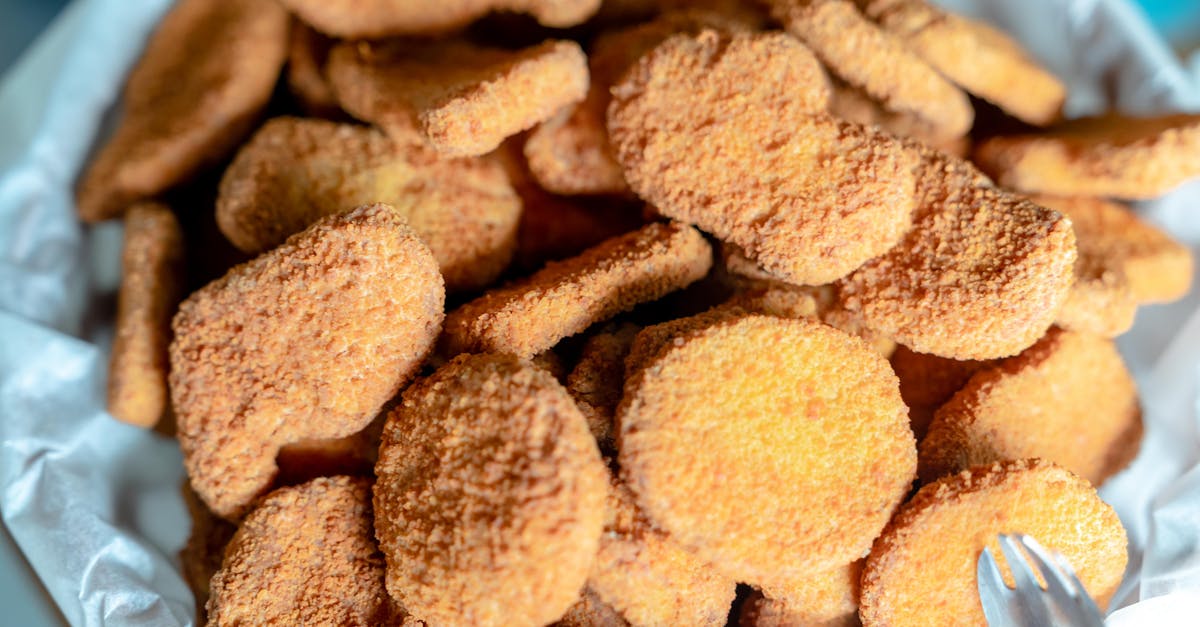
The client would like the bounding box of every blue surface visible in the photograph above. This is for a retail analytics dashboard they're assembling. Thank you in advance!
[0,0,70,75]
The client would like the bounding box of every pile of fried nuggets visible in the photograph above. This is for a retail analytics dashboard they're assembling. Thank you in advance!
[86,0,1197,625]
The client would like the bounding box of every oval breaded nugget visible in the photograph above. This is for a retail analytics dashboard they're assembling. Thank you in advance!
[107,202,184,428]
[767,0,972,142]
[860,459,1128,625]
[76,0,288,222]
[207,477,398,626]
[618,314,917,582]
[374,353,607,627]
[858,0,1065,126]
[919,328,1142,486]
[1055,253,1137,338]
[608,30,918,285]
[170,204,444,519]
[838,147,1076,360]
[280,0,599,38]
[217,117,521,292]
[442,221,712,360]
[888,345,991,440]
[328,38,588,157]
[741,562,862,627]
[567,323,642,451]
[974,113,1200,199]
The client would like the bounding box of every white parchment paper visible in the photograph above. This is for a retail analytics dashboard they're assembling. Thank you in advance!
[0,0,1198,625]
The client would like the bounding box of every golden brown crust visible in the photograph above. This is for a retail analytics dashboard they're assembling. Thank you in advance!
[767,0,972,142]
[216,117,521,292]
[609,30,918,285]
[441,221,712,360]
[974,114,1200,199]
[827,79,970,156]
[280,0,600,38]
[374,353,607,627]
[76,0,288,222]
[179,483,237,626]
[725,281,896,358]
[328,39,588,157]
[888,346,991,440]
[743,562,863,627]
[567,323,642,451]
[1054,254,1137,337]
[618,315,916,582]
[207,477,399,626]
[170,204,445,519]
[860,459,1128,625]
[859,0,1065,125]
[107,202,184,428]
[918,328,1142,485]
[838,147,1076,360]
[285,20,339,117]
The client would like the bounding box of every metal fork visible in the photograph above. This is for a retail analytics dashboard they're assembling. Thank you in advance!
[977,533,1106,626]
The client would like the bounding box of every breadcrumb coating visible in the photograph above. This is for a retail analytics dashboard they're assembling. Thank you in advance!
[767,0,972,142]
[374,353,607,627]
[974,113,1200,199]
[919,328,1142,486]
[280,0,600,38]
[107,202,184,428]
[621,306,748,383]
[567,323,642,451]
[618,314,916,583]
[860,459,1128,626]
[858,0,1065,125]
[838,147,1076,360]
[1055,251,1138,337]
[827,79,970,156]
[888,345,991,440]
[285,20,339,117]
[217,117,520,291]
[328,38,588,157]
[207,477,399,626]
[442,221,712,359]
[727,281,897,358]
[742,561,863,627]
[76,0,287,222]
[609,30,918,285]
[170,204,445,519]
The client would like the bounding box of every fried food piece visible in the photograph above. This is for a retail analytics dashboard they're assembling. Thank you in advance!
[860,459,1128,625]
[557,588,628,627]
[76,0,288,222]
[767,0,972,143]
[858,0,1065,126]
[1055,252,1137,337]
[170,204,444,519]
[179,483,237,626]
[442,221,712,359]
[727,281,897,358]
[618,314,917,583]
[888,346,991,440]
[207,477,399,625]
[919,328,1142,485]
[566,323,641,451]
[974,113,1200,199]
[279,0,599,38]
[838,147,1076,360]
[374,353,607,627]
[285,20,339,117]
[828,79,970,156]
[621,307,748,382]
[609,30,918,285]
[217,117,521,291]
[328,38,588,157]
[1035,195,1194,304]
[107,202,184,428]
[741,562,863,627]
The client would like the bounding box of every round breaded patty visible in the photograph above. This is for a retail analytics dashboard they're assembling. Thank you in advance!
[374,353,608,627]
[207,477,398,626]
[919,328,1142,486]
[618,314,916,583]
[860,459,1128,626]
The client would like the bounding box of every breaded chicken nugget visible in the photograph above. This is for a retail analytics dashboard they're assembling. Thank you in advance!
[328,38,588,157]
[179,484,237,626]
[838,147,1076,360]
[827,79,970,156]
[621,306,747,383]
[280,0,599,38]
[888,346,991,440]
[860,459,1128,625]
[727,281,897,358]
[441,221,711,359]
[170,204,444,519]
[217,117,521,291]
[919,328,1142,486]
[742,562,863,627]
[618,315,916,583]
[1035,195,1194,304]
[557,588,628,627]
[609,30,918,285]
[857,0,1065,126]
[285,20,339,117]
[207,477,399,625]
[767,0,972,142]
[76,0,288,222]
[1055,251,1138,337]
[374,353,608,627]
[974,113,1200,199]
[567,323,642,451]
[107,202,184,428]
